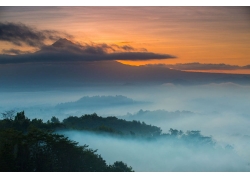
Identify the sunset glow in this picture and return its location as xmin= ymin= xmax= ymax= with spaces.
xmin=0 ymin=6 xmax=250 ymax=73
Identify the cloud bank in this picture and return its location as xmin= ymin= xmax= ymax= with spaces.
xmin=0 ymin=38 xmax=176 ymax=64
xmin=0 ymin=22 xmax=72 ymax=48
xmin=1 ymin=48 xmax=31 ymax=55
xmin=164 ymin=62 xmax=250 ymax=71
xmin=0 ymin=22 xmax=176 ymax=64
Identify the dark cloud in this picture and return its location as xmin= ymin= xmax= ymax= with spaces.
xmin=117 ymin=45 xmax=147 ymax=52
xmin=242 ymin=65 xmax=250 ymax=69
xmin=2 ymin=48 xmax=31 ymax=55
xmin=0 ymin=23 xmax=175 ymax=64
xmin=83 ymin=43 xmax=147 ymax=53
xmin=163 ymin=62 xmax=250 ymax=70
xmin=0 ymin=22 xmax=72 ymax=48
xmin=120 ymin=45 xmax=135 ymax=51
xmin=0 ymin=38 xmax=176 ymax=64
xmin=107 ymin=52 xmax=174 ymax=61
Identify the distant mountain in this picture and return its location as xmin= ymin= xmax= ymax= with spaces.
xmin=120 ymin=109 xmax=194 ymax=122
xmin=1 ymin=60 xmax=250 ymax=91
xmin=1 ymin=39 xmax=250 ymax=91
xmin=56 ymin=95 xmax=147 ymax=110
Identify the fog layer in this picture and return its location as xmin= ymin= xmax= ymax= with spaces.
xmin=60 ymin=130 xmax=249 ymax=172
xmin=1 ymin=82 xmax=250 ymax=171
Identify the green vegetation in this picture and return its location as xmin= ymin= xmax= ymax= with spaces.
xmin=0 ymin=110 xmax=217 ymax=172
xmin=0 ymin=111 xmax=133 ymax=172
xmin=61 ymin=114 xmax=215 ymax=147
xmin=63 ymin=113 xmax=162 ymax=137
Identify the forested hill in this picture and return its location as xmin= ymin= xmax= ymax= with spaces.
xmin=0 ymin=111 xmax=134 ymax=172
xmin=62 ymin=113 xmax=162 ymax=137
xmin=1 ymin=111 xmax=216 ymax=146
xmin=0 ymin=111 xmax=220 ymax=172
xmin=0 ymin=111 xmax=162 ymax=138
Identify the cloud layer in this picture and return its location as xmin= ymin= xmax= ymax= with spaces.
xmin=0 ymin=38 xmax=176 ymax=64
xmin=0 ymin=22 xmax=72 ymax=48
xmin=1 ymin=48 xmax=31 ymax=55
xmin=163 ymin=62 xmax=250 ymax=70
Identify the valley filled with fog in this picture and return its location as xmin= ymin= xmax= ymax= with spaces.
xmin=1 ymin=82 xmax=250 ymax=171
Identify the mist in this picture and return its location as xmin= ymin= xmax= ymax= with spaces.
xmin=1 ymin=82 xmax=250 ymax=171
xmin=60 ymin=130 xmax=249 ymax=172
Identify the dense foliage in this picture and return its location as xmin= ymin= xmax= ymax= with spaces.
xmin=0 ymin=111 xmax=133 ymax=172
xmin=0 ymin=110 xmax=218 ymax=172
xmin=63 ymin=113 xmax=162 ymax=137
xmin=62 ymin=114 xmax=215 ymax=147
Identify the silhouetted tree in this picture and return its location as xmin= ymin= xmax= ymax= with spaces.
xmin=108 ymin=161 xmax=134 ymax=172
xmin=1 ymin=110 xmax=15 ymax=120
xmin=0 ymin=111 xmax=134 ymax=172
xmin=50 ymin=116 xmax=60 ymax=123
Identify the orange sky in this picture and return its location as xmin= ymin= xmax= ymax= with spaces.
xmin=0 ymin=7 xmax=250 ymax=73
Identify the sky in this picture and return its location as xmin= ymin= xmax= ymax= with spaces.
xmin=0 ymin=6 xmax=250 ymax=74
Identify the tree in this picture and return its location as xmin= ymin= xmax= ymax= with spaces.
xmin=0 ymin=128 xmax=111 ymax=172
xmin=1 ymin=110 xmax=15 ymax=120
xmin=14 ymin=111 xmax=25 ymax=121
xmin=108 ymin=161 xmax=134 ymax=172
xmin=50 ymin=116 xmax=60 ymax=123
xmin=169 ymin=128 xmax=180 ymax=136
